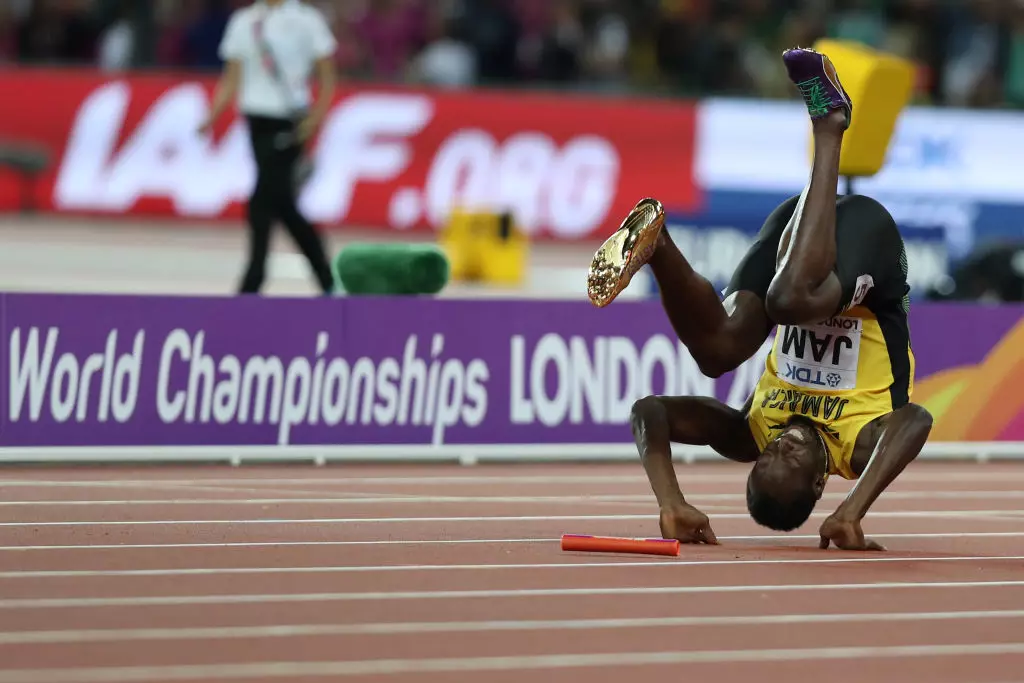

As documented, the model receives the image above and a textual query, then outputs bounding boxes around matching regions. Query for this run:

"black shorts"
[725,194,910,316]
[725,193,913,408]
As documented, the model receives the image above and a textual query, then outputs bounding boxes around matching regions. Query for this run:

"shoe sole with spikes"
[586,198,665,308]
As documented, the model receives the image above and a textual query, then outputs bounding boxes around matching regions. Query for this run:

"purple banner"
[1,294,1022,447]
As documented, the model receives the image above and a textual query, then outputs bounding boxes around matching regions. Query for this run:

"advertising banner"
[2,69,1019,255]
[694,98,1024,259]
[0,69,698,240]
[1,293,1021,449]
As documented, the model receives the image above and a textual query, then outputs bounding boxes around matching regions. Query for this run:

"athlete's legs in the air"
[587,50,857,375]
[764,49,853,326]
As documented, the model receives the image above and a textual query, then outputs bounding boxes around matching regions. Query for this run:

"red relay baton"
[561,534,680,557]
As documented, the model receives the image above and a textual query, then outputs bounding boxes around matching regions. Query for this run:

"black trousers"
[241,115,333,294]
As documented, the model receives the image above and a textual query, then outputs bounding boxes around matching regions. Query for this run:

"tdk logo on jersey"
[783,364,844,389]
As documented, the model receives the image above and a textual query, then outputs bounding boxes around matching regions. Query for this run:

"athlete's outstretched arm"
[819,403,933,550]
[631,395,759,544]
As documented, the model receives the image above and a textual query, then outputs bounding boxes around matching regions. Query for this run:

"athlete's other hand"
[818,514,885,551]
[660,504,719,545]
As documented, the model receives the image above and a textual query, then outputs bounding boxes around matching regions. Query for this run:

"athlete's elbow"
[892,404,932,466]
[630,396,665,444]
[631,396,664,428]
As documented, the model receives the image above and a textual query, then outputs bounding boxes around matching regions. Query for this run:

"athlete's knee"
[630,396,666,436]
[765,270,843,326]
[688,335,756,378]
[694,353,735,379]
[764,280,814,325]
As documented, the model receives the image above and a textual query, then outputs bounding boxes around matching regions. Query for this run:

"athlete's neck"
[816,429,829,475]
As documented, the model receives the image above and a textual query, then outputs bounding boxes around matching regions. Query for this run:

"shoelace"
[796,77,831,117]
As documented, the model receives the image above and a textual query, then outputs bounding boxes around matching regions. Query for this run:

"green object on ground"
[333,243,450,295]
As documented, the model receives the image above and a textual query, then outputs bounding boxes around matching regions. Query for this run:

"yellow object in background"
[811,39,916,178]
[440,209,528,286]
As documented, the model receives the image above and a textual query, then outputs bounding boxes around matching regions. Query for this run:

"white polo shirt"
[218,0,337,119]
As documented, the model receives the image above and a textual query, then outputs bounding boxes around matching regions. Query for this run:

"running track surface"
[2,461,1024,683]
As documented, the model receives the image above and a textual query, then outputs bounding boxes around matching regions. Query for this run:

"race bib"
[774,316,862,391]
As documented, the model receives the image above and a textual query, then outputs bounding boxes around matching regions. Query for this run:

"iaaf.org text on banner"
[3,294,1024,448]
[0,69,699,239]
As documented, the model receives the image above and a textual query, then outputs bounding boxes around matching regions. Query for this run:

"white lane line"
[3,643,1024,681]
[3,510,1023,527]
[3,579,1024,609]
[3,555,1024,579]
[4,609,1024,645]
[0,476,717,487]
[6,490,1024,505]
[0,538,554,551]
[5,531,1024,552]
[0,497,694,507]
[1,470,1021,486]
[0,481,387,499]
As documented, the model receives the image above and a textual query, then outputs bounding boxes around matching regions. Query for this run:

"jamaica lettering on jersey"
[760,387,848,431]
[747,306,914,480]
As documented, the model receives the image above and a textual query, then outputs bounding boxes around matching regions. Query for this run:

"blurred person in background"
[828,0,888,48]
[181,0,233,70]
[526,0,586,83]
[6,0,1024,111]
[1007,1,1024,107]
[462,0,521,83]
[354,0,425,81]
[0,3,19,62]
[17,0,97,64]
[199,0,337,295]
[154,0,189,67]
[653,0,704,93]
[315,0,372,80]
[941,0,1010,107]
[578,0,631,90]
[97,0,134,71]
[881,0,946,103]
[407,2,477,88]
[927,244,1024,303]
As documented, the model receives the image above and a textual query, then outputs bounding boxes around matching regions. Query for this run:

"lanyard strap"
[252,15,283,84]
[252,11,302,118]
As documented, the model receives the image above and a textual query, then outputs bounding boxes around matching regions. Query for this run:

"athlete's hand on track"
[818,514,885,551]
[660,504,719,545]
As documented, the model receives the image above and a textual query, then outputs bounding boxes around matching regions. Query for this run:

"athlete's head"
[746,415,829,531]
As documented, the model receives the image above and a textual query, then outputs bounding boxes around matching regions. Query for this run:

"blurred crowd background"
[2,0,1023,109]
[0,0,1021,302]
